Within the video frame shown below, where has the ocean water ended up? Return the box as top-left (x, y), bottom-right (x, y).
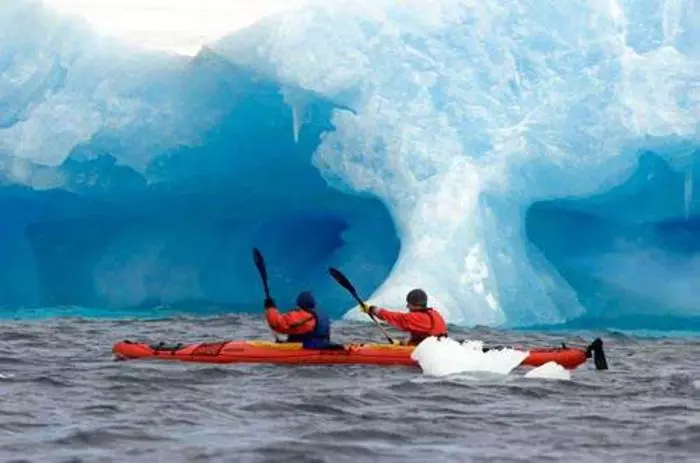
top-left (1, 315), bottom-right (698, 462)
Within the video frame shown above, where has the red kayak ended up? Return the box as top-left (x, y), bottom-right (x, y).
top-left (113, 337), bottom-right (608, 370)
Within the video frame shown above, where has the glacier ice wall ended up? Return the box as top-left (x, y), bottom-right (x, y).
top-left (214, 0), bottom-right (700, 326)
top-left (1, 0), bottom-right (700, 327)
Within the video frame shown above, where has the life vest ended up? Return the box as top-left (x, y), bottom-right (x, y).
top-left (287, 308), bottom-right (332, 348)
top-left (407, 308), bottom-right (448, 346)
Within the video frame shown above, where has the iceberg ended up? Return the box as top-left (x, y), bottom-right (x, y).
top-left (0, 0), bottom-right (699, 328)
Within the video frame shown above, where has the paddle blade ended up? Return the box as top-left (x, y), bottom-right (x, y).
top-left (329, 267), bottom-right (354, 293)
top-left (329, 267), bottom-right (394, 344)
top-left (252, 247), bottom-right (270, 298)
top-left (253, 248), bottom-right (266, 277)
top-left (329, 267), bottom-right (367, 309)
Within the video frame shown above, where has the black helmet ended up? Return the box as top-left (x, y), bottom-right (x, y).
top-left (406, 289), bottom-right (428, 307)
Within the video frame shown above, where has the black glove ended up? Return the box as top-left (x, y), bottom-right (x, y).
top-left (264, 297), bottom-right (276, 309)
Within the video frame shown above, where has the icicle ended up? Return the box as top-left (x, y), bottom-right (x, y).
top-left (684, 164), bottom-right (692, 220)
top-left (291, 103), bottom-right (301, 143)
top-left (281, 88), bottom-right (308, 145)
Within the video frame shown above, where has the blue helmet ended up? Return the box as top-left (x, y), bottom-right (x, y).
top-left (296, 291), bottom-right (316, 310)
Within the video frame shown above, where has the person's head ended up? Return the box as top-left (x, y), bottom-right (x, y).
top-left (296, 291), bottom-right (316, 311)
top-left (405, 288), bottom-right (428, 311)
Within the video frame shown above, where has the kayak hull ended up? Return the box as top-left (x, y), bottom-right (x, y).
top-left (113, 339), bottom-right (603, 370)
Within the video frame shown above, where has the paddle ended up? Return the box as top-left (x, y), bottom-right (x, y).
top-left (252, 247), bottom-right (281, 342)
top-left (328, 267), bottom-right (395, 344)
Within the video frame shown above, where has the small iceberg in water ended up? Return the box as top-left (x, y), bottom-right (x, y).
top-left (411, 337), bottom-right (529, 377)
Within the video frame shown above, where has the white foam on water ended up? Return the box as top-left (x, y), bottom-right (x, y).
top-left (410, 336), bottom-right (529, 377)
top-left (524, 361), bottom-right (572, 381)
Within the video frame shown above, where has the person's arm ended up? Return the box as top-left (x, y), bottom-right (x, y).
top-left (265, 306), bottom-right (316, 334)
top-left (373, 308), bottom-right (433, 333)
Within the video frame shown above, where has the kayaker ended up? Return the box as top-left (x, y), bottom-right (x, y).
top-left (264, 291), bottom-right (341, 349)
top-left (361, 288), bottom-right (448, 345)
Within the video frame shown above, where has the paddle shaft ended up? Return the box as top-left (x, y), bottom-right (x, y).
top-left (328, 268), bottom-right (395, 344)
top-left (253, 248), bottom-right (280, 342)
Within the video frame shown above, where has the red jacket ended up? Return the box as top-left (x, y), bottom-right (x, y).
top-left (373, 307), bottom-right (447, 345)
top-left (265, 307), bottom-right (316, 335)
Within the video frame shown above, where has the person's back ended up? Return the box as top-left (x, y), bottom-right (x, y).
top-left (363, 289), bottom-right (447, 345)
top-left (265, 291), bottom-right (338, 349)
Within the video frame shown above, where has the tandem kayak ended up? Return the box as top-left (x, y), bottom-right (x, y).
top-left (113, 337), bottom-right (608, 370)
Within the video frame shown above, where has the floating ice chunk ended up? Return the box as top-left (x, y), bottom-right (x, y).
top-left (411, 336), bottom-right (529, 377)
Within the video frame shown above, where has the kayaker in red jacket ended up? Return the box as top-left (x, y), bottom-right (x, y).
top-left (361, 288), bottom-right (448, 345)
top-left (264, 291), bottom-right (338, 349)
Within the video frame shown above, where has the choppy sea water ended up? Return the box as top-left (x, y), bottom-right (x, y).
top-left (0, 314), bottom-right (698, 462)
